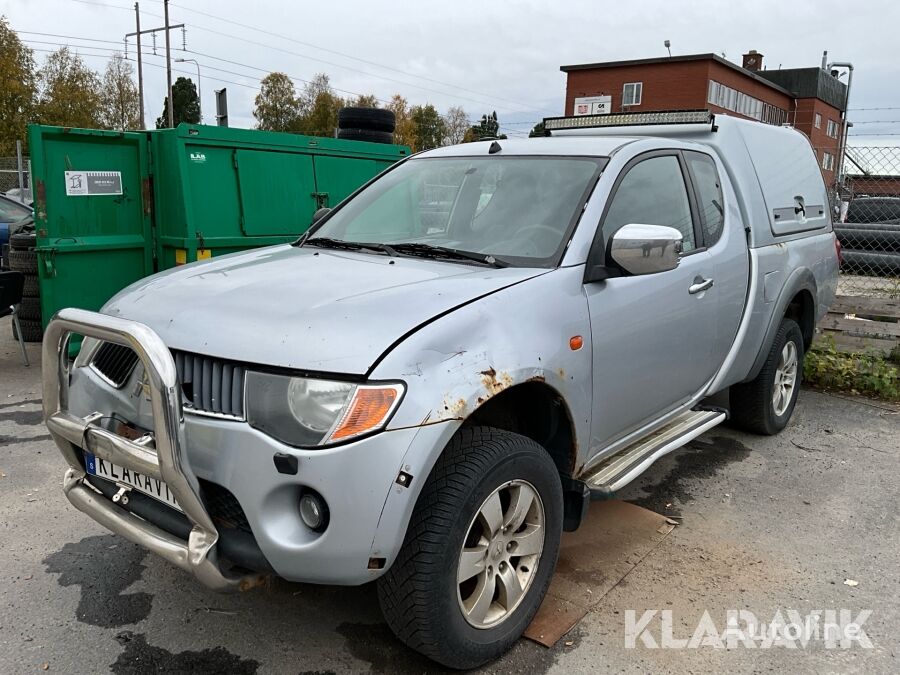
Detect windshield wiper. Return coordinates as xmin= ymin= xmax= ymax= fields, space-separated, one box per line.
xmin=388 ymin=242 xmax=510 ymax=268
xmin=303 ymin=237 xmax=396 ymax=256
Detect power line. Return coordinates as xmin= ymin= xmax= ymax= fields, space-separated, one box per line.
xmin=68 ymin=0 xmax=552 ymax=116
xmin=169 ymin=1 xmax=554 ymax=114
xmin=848 ymin=107 xmax=900 ymax=112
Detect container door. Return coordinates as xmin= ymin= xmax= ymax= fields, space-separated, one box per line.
xmin=313 ymin=155 xmax=390 ymax=208
xmin=28 ymin=125 xmax=153 ymax=325
xmin=235 ymin=150 xmax=318 ymax=236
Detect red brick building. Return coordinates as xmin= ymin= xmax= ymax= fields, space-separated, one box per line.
xmin=560 ymin=51 xmax=848 ymax=184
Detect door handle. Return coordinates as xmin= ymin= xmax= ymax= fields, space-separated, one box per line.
xmin=689 ymin=277 xmax=714 ymax=294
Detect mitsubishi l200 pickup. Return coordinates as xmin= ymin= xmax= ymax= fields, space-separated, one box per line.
xmin=43 ymin=111 xmax=839 ymax=668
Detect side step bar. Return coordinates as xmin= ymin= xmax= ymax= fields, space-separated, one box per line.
xmin=583 ymin=409 xmax=726 ymax=498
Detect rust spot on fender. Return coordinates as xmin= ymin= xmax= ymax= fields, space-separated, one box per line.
xmin=527 ymin=375 xmax=546 ymax=383
xmin=441 ymin=397 xmax=467 ymax=418
xmin=481 ymin=367 xmax=513 ymax=396
xmin=558 ymin=368 xmax=566 ymax=379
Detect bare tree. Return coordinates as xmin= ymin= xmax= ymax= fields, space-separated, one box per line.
xmin=442 ymin=105 xmax=469 ymax=145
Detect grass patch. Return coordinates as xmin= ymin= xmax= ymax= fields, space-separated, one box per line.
xmin=804 ymin=336 xmax=900 ymax=401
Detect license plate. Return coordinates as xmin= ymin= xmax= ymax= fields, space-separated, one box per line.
xmin=84 ymin=452 xmax=183 ymax=513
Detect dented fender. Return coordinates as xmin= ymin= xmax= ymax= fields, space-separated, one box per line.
xmin=372 ymin=265 xmax=594 ymax=465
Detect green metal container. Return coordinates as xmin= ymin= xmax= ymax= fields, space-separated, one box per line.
xmin=150 ymin=124 xmax=408 ymax=267
xmin=28 ymin=123 xmax=409 ymax=327
xmin=29 ymin=126 xmax=155 ymax=327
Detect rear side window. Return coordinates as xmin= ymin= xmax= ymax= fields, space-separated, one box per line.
xmin=602 ymin=155 xmax=696 ymax=252
xmin=684 ymin=152 xmax=725 ymax=247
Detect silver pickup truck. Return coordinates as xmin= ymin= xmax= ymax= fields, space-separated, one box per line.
xmin=43 ymin=111 xmax=839 ymax=668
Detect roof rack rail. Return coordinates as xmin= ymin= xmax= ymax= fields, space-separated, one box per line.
xmin=543 ymin=109 xmax=716 ymax=132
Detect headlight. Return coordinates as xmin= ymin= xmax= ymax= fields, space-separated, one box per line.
xmin=245 ymin=372 xmax=404 ymax=447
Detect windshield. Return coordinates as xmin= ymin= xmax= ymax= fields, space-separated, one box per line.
xmin=305 ymin=156 xmax=604 ymax=267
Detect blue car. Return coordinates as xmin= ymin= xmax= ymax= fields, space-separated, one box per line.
xmin=0 ymin=194 xmax=34 ymax=268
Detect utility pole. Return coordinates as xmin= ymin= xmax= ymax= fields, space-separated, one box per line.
xmin=125 ymin=9 xmax=184 ymax=129
xmin=134 ymin=2 xmax=145 ymax=129
xmin=164 ymin=0 xmax=173 ymax=128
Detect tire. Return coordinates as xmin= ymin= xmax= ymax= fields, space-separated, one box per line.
xmin=336 ymin=127 xmax=394 ymax=144
xmin=729 ymin=318 xmax=804 ymax=435
xmin=378 ymin=426 xmax=563 ymax=670
xmin=835 ymin=227 xmax=900 ymax=253
xmin=23 ymin=274 xmax=40 ymax=297
xmin=840 ymin=250 xmax=900 ymax=277
xmin=12 ymin=317 xmax=43 ymax=343
xmin=337 ymin=107 xmax=396 ymax=133
xmin=18 ymin=296 xmax=41 ymax=321
xmin=9 ymin=249 xmax=37 ymax=274
xmin=9 ymin=232 xmax=36 ymax=251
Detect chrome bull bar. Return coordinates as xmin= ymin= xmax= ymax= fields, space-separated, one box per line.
xmin=42 ymin=308 xmax=264 ymax=591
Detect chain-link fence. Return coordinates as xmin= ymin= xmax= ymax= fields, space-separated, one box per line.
xmin=0 ymin=155 xmax=32 ymax=201
xmin=832 ymin=146 xmax=900 ymax=299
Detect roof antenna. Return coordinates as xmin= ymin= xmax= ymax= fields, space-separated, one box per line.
xmin=664 ymin=39 xmax=671 ymax=57
xmin=489 ymin=141 xmax=502 ymax=154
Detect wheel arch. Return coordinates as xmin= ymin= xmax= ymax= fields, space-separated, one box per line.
xmin=461 ymin=380 xmax=578 ymax=478
xmin=743 ymin=267 xmax=817 ymax=383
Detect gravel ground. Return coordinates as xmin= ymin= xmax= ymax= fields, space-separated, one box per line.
xmin=1 ymin=318 xmax=897 ymax=674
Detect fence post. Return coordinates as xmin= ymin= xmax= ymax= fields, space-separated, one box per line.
xmin=16 ymin=139 xmax=25 ymax=192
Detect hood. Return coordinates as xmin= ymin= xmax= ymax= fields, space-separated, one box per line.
xmin=103 ymin=245 xmax=544 ymax=374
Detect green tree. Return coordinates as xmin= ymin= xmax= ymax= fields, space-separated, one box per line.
xmin=528 ymin=121 xmax=545 ymax=137
xmin=297 ymin=90 xmax=344 ymax=136
xmin=253 ymin=72 xmax=300 ymax=131
xmin=0 ymin=16 xmax=37 ymax=154
xmin=36 ymin=47 xmax=102 ymax=129
xmin=155 ymin=76 xmax=200 ymax=128
xmin=410 ymin=103 xmax=446 ymax=151
xmin=99 ymin=53 xmax=141 ymax=131
xmin=465 ymin=111 xmax=506 ymax=142
xmin=442 ymin=105 xmax=468 ymax=145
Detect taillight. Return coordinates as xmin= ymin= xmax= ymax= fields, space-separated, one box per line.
xmin=834 ymin=233 xmax=843 ymax=267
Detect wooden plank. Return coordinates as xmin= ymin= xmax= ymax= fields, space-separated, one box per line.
xmin=831 ymin=295 xmax=900 ymax=319
xmin=815 ymin=330 xmax=897 ymax=355
xmin=819 ymin=314 xmax=900 ymax=339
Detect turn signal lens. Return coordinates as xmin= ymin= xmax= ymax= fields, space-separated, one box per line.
xmin=328 ymin=384 xmax=404 ymax=442
xmin=569 ymin=335 xmax=584 ymax=351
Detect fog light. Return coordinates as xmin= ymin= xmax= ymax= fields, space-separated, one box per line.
xmin=299 ymin=491 xmax=328 ymax=532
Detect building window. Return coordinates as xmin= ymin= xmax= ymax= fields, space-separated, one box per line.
xmin=622 ymin=82 xmax=642 ymax=106
xmin=707 ymin=80 xmax=785 ymax=125
xmin=822 ymin=151 xmax=834 ymax=171
xmin=827 ymin=119 xmax=839 ymax=138
xmin=814 ymin=113 xmax=822 ymax=128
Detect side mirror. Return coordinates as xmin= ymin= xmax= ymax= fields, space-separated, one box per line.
xmin=609 ymin=223 xmax=683 ymax=276
xmin=311 ymin=207 xmax=331 ymax=225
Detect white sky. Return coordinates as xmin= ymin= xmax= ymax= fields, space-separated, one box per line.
xmin=2 ymin=0 xmax=898 ymax=142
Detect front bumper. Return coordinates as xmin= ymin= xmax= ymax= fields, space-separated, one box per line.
xmin=44 ymin=308 xmax=451 ymax=588
xmin=43 ymin=308 xmax=263 ymax=591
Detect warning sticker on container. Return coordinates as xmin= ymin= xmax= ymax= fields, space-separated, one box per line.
xmin=65 ymin=171 xmax=123 ymax=196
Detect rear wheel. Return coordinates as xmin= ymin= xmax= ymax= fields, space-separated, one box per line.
xmin=378 ymin=427 xmax=562 ymax=669
xmin=729 ymin=317 xmax=804 ymax=435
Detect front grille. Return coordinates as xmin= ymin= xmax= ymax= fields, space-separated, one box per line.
xmin=200 ymin=480 xmax=253 ymax=534
xmin=173 ymin=350 xmax=246 ymax=419
xmin=92 ymin=342 xmax=140 ymax=387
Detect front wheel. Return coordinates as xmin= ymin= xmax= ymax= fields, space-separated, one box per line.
xmin=729 ymin=317 xmax=804 ymax=435
xmin=377 ymin=426 xmax=563 ymax=669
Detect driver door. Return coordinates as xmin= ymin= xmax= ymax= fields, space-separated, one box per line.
xmin=584 ymin=151 xmax=720 ymax=455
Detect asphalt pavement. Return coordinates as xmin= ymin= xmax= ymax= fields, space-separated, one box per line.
xmin=1 ymin=319 xmax=897 ymax=674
